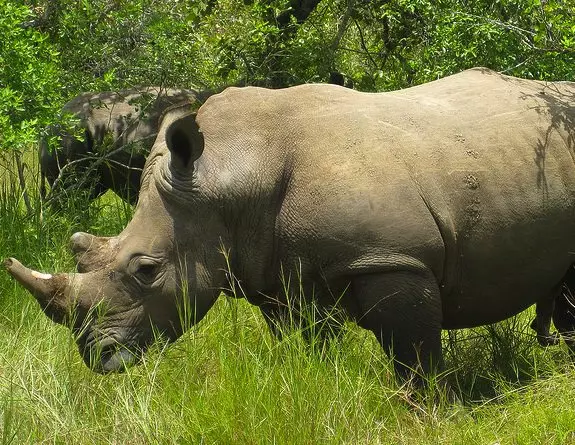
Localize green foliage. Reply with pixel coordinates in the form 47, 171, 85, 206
418, 0, 575, 82
3, 0, 570, 142
332, 0, 575, 90
0, 1, 62, 152
32, 0, 213, 92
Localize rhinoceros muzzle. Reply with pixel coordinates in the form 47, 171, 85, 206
80, 337, 140, 374
99, 347, 139, 373
75, 322, 145, 373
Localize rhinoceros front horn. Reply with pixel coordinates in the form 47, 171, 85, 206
4, 258, 73, 325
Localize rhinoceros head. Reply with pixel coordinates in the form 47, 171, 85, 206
6, 108, 228, 373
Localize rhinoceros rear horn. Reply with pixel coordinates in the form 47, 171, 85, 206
166, 112, 203, 170
4, 258, 72, 325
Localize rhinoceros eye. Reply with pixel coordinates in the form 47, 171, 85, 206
130, 256, 162, 286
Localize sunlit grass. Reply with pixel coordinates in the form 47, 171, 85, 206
1, 147, 575, 443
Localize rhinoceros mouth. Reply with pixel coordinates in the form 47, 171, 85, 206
79, 334, 143, 374
98, 345, 140, 373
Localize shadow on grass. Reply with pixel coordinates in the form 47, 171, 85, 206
441, 314, 571, 404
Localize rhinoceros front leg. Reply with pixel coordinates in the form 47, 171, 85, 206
258, 302, 287, 340
353, 271, 443, 381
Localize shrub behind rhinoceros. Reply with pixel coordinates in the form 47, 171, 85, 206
39, 87, 206, 205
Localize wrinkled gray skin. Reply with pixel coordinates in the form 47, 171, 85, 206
7, 68, 575, 379
39, 87, 206, 204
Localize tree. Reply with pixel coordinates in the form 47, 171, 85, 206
0, 1, 62, 152
0, 1, 63, 212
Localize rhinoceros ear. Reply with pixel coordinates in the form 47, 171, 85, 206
165, 113, 204, 171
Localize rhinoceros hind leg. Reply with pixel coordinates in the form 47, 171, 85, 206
353, 271, 443, 381
531, 288, 561, 347
552, 285, 575, 356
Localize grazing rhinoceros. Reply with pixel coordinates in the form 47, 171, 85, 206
7, 67, 575, 379
39, 87, 206, 204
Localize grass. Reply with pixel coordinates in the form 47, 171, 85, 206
1, 148, 575, 443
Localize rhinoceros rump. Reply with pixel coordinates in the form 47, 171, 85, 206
7, 68, 575, 380
39, 87, 204, 205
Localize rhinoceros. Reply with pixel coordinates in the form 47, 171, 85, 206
7, 67, 575, 379
39, 87, 207, 204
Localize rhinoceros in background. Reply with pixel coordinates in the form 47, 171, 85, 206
39, 86, 207, 204
7, 68, 575, 379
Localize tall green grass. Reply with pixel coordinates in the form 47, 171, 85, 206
1, 149, 575, 443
